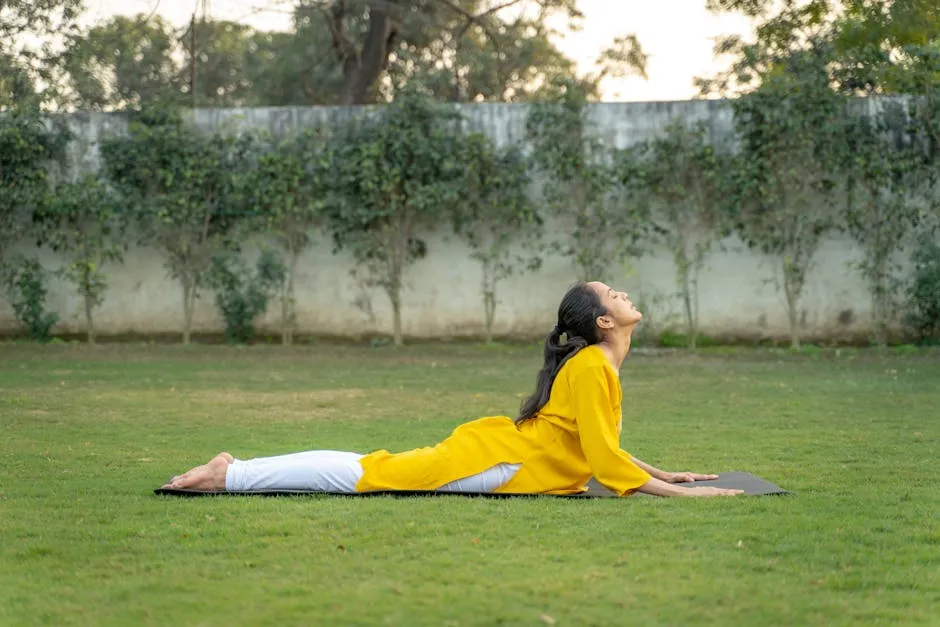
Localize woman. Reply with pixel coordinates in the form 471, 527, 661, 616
164, 281, 742, 498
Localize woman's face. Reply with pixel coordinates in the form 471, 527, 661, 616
587, 281, 642, 329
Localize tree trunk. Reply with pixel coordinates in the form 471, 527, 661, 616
339, 1, 401, 104
681, 276, 696, 350
281, 252, 299, 346
871, 273, 889, 348
182, 278, 195, 345
783, 263, 801, 350
389, 286, 403, 346
869, 231, 891, 346
674, 244, 697, 350
384, 213, 409, 347
80, 264, 97, 345
481, 258, 497, 344
84, 292, 96, 345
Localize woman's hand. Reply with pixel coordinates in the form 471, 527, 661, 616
661, 471, 719, 484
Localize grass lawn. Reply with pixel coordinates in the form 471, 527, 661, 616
1, 342, 938, 626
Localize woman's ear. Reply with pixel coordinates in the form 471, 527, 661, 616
595, 314, 615, 330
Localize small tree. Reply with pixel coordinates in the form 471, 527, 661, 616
101, 108, 248, 344
525, 78, 644, 282
328, 90, 466, 346
615, 122, 727, 349
245, 130, 330, 345
728, 46, 847, 349
3, 255, 58, 342
905, 232, 940, 343
36, 175, 125, 344
207, 249, 286, 344
454, 135, 543, 343
842, 102, 924, 346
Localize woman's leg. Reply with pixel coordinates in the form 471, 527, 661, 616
226, 450, 364, 492
164, 454, 521, 494
163, 450, 364, 492
436, 462, 521, 493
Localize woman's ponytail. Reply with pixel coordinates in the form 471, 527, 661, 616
515, 283, 607, 424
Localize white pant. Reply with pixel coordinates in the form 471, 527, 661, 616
224, 450, 521, 493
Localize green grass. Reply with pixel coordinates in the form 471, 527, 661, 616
1, 342, 939, 626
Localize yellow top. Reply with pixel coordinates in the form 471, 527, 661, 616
354, 345, 652, 496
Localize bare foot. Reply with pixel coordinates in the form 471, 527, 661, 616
163, 452, 233, 491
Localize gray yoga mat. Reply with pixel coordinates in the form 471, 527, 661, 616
153, 471, 789, 498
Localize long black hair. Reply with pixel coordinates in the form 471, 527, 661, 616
516, 282, 608, 425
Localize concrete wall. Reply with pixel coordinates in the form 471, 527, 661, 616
0, 100, 900, 342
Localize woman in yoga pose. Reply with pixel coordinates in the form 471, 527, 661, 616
164, 281, 742, 497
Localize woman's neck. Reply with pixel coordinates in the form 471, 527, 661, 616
598, 329, 634, 372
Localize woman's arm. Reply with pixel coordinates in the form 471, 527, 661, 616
631, 456, 719, 484
636, 476, 742, 497
630, 456, 667, 480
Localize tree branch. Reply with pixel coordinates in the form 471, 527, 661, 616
319, 1, 359, 75
436, 0, 524, 101
436, 0, 526, 22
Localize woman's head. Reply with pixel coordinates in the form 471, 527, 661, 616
516, 281, 642, 424
582, 281, 643, 335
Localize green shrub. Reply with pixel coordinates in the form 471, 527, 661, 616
208, 250, 286, 344
905, 235, 940, 344
3, 256, 59, 342
658, 330, 719, 349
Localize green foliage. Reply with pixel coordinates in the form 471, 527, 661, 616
383, 0, 630, 104
525, 79, 641, 282
243, 130, 331, 345
2, 255, 58, 341
208, 249, 286, 344
61, 12, 295, 110
0, 106, 71, 265
310, 0, 585, 105
727, 45, 848, 348
51, 1, 597, 108
0, 0, 84, 43
905, 234, 940, 343
453, 135, 542, 342
831, 1, 940, 95
327, 90, 467, 345
183, 20, 258, 107
704, 0, 939, 99
614, 122, 728, 349
0, 0, 85, 107
0, 52, 38, 108
34, 174, 125, 343
101, 106, 252, 344
63, 14, 182, 110
699, 0, 835, 95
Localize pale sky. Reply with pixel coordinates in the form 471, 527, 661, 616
82, 0, 754, 102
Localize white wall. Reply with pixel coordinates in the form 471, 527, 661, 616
0, 228, 882, 342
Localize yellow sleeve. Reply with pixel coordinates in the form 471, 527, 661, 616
571, 365, 652, 496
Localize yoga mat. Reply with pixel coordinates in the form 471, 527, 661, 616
153, 471, 789, 498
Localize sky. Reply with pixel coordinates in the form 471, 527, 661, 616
81, 0, 755, 102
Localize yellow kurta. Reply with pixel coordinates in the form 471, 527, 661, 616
355, 345, 652, 496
